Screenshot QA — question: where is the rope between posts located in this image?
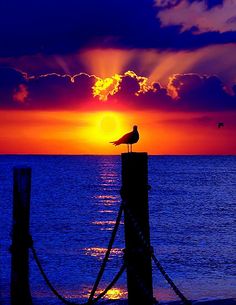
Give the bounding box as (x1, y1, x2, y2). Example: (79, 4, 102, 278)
(89, 262, 126, 304)
(122, 199, 192, 305)
(31, 243, 126, 305)
(30, 195, 191, 305)
(30, 200, 125, 305)
(31, 245, 75, 305)
(88, 201, 124, 302)
(152, 254, 191, 305)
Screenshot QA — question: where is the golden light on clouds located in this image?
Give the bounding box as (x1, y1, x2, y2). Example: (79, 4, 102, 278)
(2, 45, 236, 89)
(92, 70, 152, 101)
(79, 45, 236, 88)
(93, 74, 121, 101)
(124, 70, 152, 95)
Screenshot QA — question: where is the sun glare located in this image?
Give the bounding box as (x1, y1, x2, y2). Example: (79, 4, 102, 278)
(81, 112, 128, 149)
(96, 112, 123, 141)
(100, 114, 118, 133)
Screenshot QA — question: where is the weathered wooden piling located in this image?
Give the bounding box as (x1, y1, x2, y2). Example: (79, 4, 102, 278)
(122, 153, 153, 305)
(11, 167, 32, 305)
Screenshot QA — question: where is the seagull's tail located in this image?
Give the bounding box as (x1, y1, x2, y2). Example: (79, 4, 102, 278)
(110, 141, 119, 146)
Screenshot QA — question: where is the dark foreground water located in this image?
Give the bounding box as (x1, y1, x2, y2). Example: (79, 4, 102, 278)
(0, 155, 235, 304)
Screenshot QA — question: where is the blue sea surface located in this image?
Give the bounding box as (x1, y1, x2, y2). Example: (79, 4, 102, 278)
(0, 155, 235, 304)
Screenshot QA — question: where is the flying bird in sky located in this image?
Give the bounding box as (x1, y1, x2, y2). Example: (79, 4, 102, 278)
(218, 122, 224, 128)
(110, 125, 139, 152)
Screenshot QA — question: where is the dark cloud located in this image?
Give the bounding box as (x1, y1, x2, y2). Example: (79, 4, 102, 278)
(139, 84, 174, 109)
(168, 73, 236, 111)
(0, 0, 235, 58)
(0, 68, 26, 88)
(115, 79, 174, 110)
(0, 68, 96, 109)
(0, 68, 28, 108)
(0, 0, 159, 56)
(1, 68, 236, 112)
(114, 72, 236, 112)
(116, 75, 140, 97)
(28, 73, 97, 109)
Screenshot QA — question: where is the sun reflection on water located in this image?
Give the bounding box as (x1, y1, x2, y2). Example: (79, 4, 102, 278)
(32, 286, 174, 302)
(82, 287, 127, 300)
(94, 194, 120, 206)
(92, 220, 124, 225)
(83, 247, 123, 259)
(92, 220, 124, 231)
(95, 195, 118, 200)
(98, 209, 114, 213)
(100, 287, 127, 299)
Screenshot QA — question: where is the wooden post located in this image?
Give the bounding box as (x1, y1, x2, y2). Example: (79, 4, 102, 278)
(122, 153, 153, 305)
(11, 167, 32, 305)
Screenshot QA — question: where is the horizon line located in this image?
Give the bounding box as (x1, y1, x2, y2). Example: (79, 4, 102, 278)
(0, 153, 235, 157)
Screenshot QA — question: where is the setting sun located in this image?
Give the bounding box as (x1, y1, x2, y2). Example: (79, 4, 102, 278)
(100, 114, 118, 134)
(84, 111, 128, 145)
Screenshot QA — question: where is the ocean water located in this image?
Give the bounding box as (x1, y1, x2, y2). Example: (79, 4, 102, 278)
(0, 155, 235, 304)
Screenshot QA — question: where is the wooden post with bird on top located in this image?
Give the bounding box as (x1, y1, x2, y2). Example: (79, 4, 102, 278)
(112, 126, 154, 304)
(121, 152, 154, 305)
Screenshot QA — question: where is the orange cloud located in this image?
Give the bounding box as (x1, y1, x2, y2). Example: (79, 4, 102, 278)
(13, 84, 29, 103)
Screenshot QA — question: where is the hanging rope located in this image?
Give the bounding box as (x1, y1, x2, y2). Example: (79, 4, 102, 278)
(31, 242, 126, 305)
(152, 254, 192, 305)
(88, 262, 126, 304)
(31, 244, 76, 305)
(88, 201, 124, 302)
(29, 193, 191, 305)
(122, 201, 192, 305)
(30, 200, 125, 305)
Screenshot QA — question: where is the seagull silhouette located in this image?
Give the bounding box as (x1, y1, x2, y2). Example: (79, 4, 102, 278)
(110, 125, 139, 152)
(218, 122, 224, 128)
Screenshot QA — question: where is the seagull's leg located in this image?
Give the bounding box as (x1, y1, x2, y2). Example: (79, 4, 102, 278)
(131, 144, 132, 153)
(127, 144, 129, 153)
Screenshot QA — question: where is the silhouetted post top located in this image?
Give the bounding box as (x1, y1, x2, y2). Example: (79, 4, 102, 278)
(13, 166, 31, 171)
(122, 152, 147, 156)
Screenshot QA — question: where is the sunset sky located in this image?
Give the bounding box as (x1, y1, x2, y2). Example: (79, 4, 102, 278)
(1, 0, 236, 154)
